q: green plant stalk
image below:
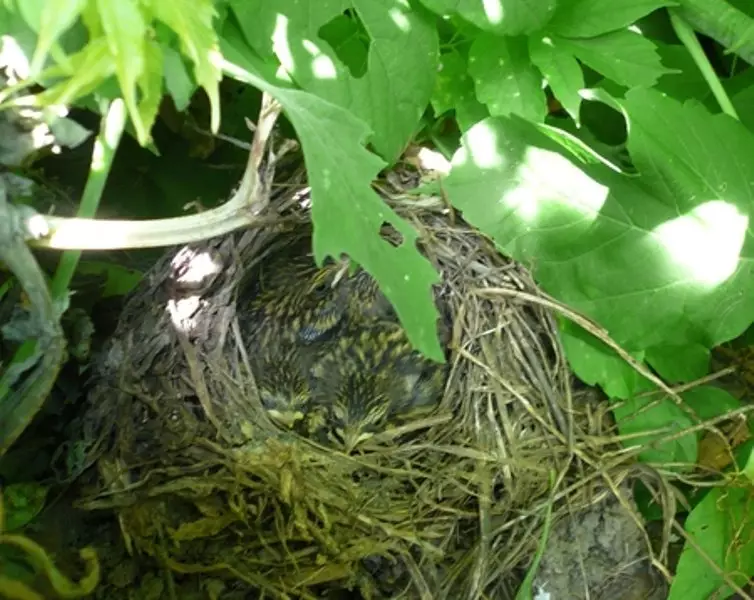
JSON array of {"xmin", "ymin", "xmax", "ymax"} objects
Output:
[
  {"xmin": 676, "ymin": 0, "xmax": 754, "ymax": 66},
  {"xmin": 49, "ymin": 99, "xmax": 126, "ymax": 301},
  {"xmin": 669, "ymin": 10, "xmax": 740, "ymax": 121}
]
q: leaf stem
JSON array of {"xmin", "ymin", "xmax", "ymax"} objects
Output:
[
  {"xmin": 668, "ymin": 9, "xmax": 740, "ymax": 121},
  {"xmin": 675, "ymin": 0, "xmax": 754, "ymax": 66},
  {"xmin": 49, "ymin": 99, "xmax": 126, "ymax": 301}
]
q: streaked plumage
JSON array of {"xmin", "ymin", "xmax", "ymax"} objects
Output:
[
  {"xmin": 238, "ymin": 232, "xmax": 448, "ymax": 446},
  {"xmin": 308, "ymin": 324, "xmax": 446, "ymax": 449}
]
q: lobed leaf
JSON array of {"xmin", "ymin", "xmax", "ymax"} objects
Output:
[
  {"xmin": 222, "ymin": 27, "xmax": 444, "ymax": 361},
  {"xmin": 548, "ymin": 0, "xmax": 677, "ymax": 38},
  {"xmin": 441, "ymin": 88, "xmax": 754, "ymax": 392},
  {"xmin": 528, "ymin": 35, "xmax": 584, "ymax": 123},
  {"xmin": 231, "ymin": 0, "xmax": 439, "ymax": 163},
  {"xmin": 148, "ymin": 0, "xmax": 222, "ymax": 133},
  {"xmin": 555, "ymin": 29, "xmax": 673, "ymax": 88},
  {"xmin": 96, "ymin": 0, "xmax": 147, "ymax": 143},
  {"xmin": 417, "ymin": 0, "xmax": 556, "ymax": 36},
  {"xmin": 28, "ymin": 0, "xmax": 87, "ymax": 73},
  {"xmin": 468, "ymin": 33, "xmax": 546, "ymax": 122}
]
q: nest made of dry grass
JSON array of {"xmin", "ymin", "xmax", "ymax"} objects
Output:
[{"xmin": 67, "ymin": 161, "xmax": 644, "ymax": 599}]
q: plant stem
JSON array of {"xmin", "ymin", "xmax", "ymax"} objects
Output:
[
  {"xmin": 49, "ymin": 99, "xmax": 126, "ymax": 301},
  {"xmin": 676, "ymin": 0, "xmax": 754, "ymax": 66},
  {"xmin": 669, "ymin": 10, "xmax": 740, "ymax": 121}
]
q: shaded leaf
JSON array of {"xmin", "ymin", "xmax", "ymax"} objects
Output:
[
  {"xmin": 221, "ymin": 28, "xmax": 444, "ymax": 361},
  {"xmin": 431, "ymin": 49, "xmax": 488, "ymax": 131},
  {"xmin": 646, "ymin": 343, "xmax": 710, "ymax": 383},
  {"xmin": 613, "ymin": 395, "xmax": 697, "ymax": 467},
  {"xmin": 2, "ymin": 482, "xmax": 48, "ymax": 531},
  {"xmin": 670, "ymin": 486, "xmax": 754, "ymax": 599},
  {"xmin": 162, "ymin": 45, "xmax": 195, "ymax": 111}
]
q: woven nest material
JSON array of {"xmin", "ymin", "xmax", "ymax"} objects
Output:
[{"xmin": 67, "ymin": 162, "xmax": 649, "ymax": 599}]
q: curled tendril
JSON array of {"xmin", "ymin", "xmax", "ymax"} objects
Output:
[{"xmin": 0, "ymin": 490, "xmax": 100, "ymax": 599}]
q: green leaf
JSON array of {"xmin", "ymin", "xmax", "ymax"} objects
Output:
[
  {"xmin": 135, "ymin": 40, "xmax": 164, "ymax": 143},
  {"xmin": 559, "ymin": 321, "xmax": 654, "ymax": 399},
  {"xmin": 35, "ymin": 38, "xmax": 116, "ymax": 106},
  {"xmin": 431, "ymin": 49, "xmax": 488, "ymax": 131},
  {"xmin": 2, "ymin": 482, "xmax": 48, "ymax": 531},
  {"xmin": 231, "ymin": 0, "xmax": 439, "ymax": 163},
  {"xmin": 418, "ymin": 0, "xmax": 556, "ymax": 36},
  {"xmin": 645, "ymin": 343, "xmax": 710, "ymax": 383},
  {"xmin": 556, "ymin": 29, "xmax": 673, "ymax": 88},
  {"xmin": 613, "ymin": 395, "xmax": 698, "ymax": 467},
  {"xmin": 148, "ymin": 0, "xmax": 222, "ymax": 132},
  {"xmin": 528, "ymin": 35, "xmax": 584, "ymax": 123},
  {"xmin": 221, "ymin": 28, "xmax": 444, "ymax": 361},
  {"xmin": 29, "ymin": 0, "xmax": 87, "ymax": 73},
  {"xmin": 670, "ymin": 486, "xmax": 754, "ymax": 599},
  {"xmin": 77, "ymin": 261, "xmax": 142, "ymax": 297},
  {"xmin": 96, "ymin": 0, "xmax": 148, "ymax": 143},
  {"xmin": 442, "ymin": 89, "xmax": 754, "ymax": 392},
  {"xmin": 468, "ymin": 34, "xmax": 546, "ymax": 122},
  {"xmin": 163, "ymin": 45, "xmax": 194, "ymax": 110},
  {"xmin": 548, "ymin": 0, "xmax": 676, "ymax": 38},
  {"xmin": 682, "ymin": 386, "xmax": 740, "ymax": 423}
]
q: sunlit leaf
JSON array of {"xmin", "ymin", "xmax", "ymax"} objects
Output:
[
  {"xmin": 231, "ymin": 0, "xmax": 438, "ymax": 163},
  {"xmin": 548, "ymin": 0, "xmax": 676, "ymax": 38},
  {"xmin": 35, "ymin": 38, "xmax": 115, "ymax": 106},
  {"xmin": 468, "ymin": 33, "xmax": 546, "ymax": 122},
  {"xmin": 442, "ymin": 89, "xmax": 754, "ymax": 393},
  {"xmin": 148, "ymin": 0, "xmax": 222, "ymax": 132},
  {"xmin": 418, "ymin": 0, "xmax": 556, "ymax": 36},
  {"xmin": 95, "ymin": 0, "xmax": 147, "ymax": 143},
  {"xmin": 29, "ymin": 0, "xmax": 87, "ymax": 73},
  {"xmin": 135, "ymin": 40, "xmax": 164, "ymax": 144},
  {"xmin": 555, "ymin": 29, "xmax": 673, "ymax": 88}
]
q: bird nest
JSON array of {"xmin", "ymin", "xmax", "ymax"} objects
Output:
[{"xmin": 66, "ymin": 160, "xmax": 644, "ymax": 599}]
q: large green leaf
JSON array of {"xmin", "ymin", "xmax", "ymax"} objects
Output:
[
  {"xmin": 441, "ymin": 89, "xmax": 754, "ymax": 389},
  {"xmin": 548, "ymin": 0, "xmax": 676, "ymax": 38},
  {"xmin": 221, "ymin": 25, "xmax": 444, "ymax": 361},
  {"xmin": 230, "ymin": 0, "xmax": 438, "ymax": 163},
  {"xmin": 417, "ymin": 0, "xmax": 556, "ymax": 36},
  {"xmin": 468, "ymin": 33, "xmax": 546, "ymax": 123},
  {"xmin": 670, "ymin": 486, "xmax": 754, "ymax": 599}
]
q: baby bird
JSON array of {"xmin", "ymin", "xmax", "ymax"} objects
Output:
[
  {"xmin": 238, "ymin": 232, "xmax": 448, "ymax": 441},
  {"xmin": 307, "ymin": 324, "xmax": 447, "ymax": 450}
]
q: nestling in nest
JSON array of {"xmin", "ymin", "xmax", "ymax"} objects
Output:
[
  {"xmin": 69, "ymin": 161, "xmax": 651, "ymax": 599},
  {"xmin": 237, "ymin": 229, "xmax": 450, "ymax": 450}
]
